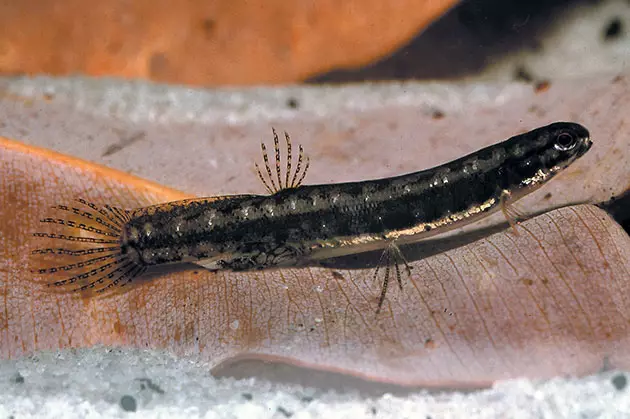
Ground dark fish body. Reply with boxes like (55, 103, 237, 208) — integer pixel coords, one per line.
(33, 122, 592, 299)
(124, 122, 592, 270)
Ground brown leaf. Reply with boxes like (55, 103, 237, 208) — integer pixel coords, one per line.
(1, 72, 629, 388)
(1, 132, 629, 388)
(0, 0, 458, 85)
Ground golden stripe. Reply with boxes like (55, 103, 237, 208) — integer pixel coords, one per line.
(384, 197, 497, 240)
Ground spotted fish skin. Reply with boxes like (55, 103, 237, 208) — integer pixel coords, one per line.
(32, 122, 591, 297)
(122, 122, 592, 270)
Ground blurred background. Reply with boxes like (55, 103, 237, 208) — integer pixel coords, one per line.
(0, 0, 628, 87)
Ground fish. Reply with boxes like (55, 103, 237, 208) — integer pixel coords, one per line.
(31, 122, 592, 312)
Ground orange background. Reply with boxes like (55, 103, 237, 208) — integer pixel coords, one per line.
(0, 0, 458, 86)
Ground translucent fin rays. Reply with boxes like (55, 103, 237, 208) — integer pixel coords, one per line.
(31, 198, 145, 296)
(373, 241, 412, 314)
(255, 128, 310, 194)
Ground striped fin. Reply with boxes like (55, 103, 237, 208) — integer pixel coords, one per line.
(30, 198, 146, 296)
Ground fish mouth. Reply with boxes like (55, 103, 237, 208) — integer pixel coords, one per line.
(578, 136, 593, 157)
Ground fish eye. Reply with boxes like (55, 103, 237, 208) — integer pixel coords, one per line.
(554, 131, 577, 151)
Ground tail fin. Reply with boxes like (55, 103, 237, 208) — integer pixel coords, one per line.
(30, 198, 146, 297)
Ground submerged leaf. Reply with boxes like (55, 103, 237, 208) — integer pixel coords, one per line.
(1, 134, 629, 388)
(1, 72, 629, 388)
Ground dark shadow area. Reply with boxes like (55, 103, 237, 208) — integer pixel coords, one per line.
(315, 202, 596, 271)
(599, 188, 630, 236)
(131, 262, 206, 287)
(309, 0, 598, 84)
(316, 221, 509, 271)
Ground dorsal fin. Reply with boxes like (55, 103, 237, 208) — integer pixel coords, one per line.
(255, 128, 310, 194)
